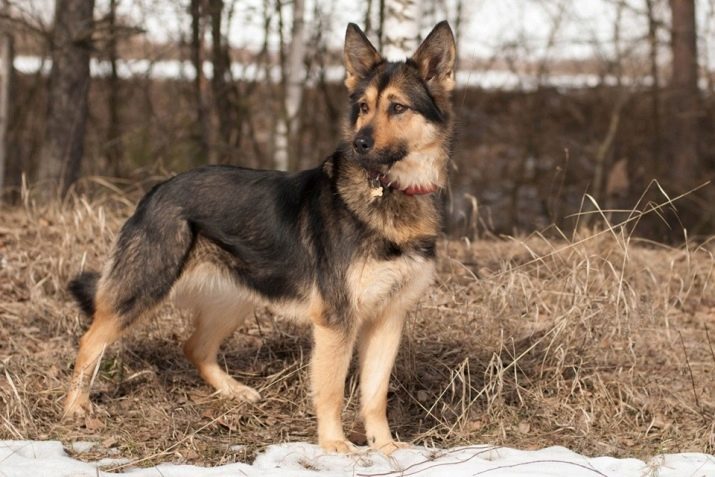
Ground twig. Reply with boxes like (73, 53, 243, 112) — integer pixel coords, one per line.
(705, 324, 715, 365)
(358, 445, 499, 477)
(677, 329, 702, 414)
(472, 458, 609, 476)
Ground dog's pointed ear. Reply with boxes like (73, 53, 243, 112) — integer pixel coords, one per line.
(411, 21, 456, 92)
(344, 23, 382, 92)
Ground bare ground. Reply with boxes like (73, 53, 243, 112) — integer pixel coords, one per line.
(1, 189, 714, 469)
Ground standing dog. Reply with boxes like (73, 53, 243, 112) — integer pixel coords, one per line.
(65, 21, 456, 455)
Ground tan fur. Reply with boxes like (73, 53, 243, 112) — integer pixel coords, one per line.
(349, 84, 449, 194)
(63, 297, 123, 418)
(377, 86, 447, 190)
(179, 238, 324, 324)
(174, 264, 260, 401)
(172, 256, 330, 402)
(357, 261, 434, 451)
(389, 145, 446, 190)
(347, 254, 432, 316)
(354, 86, 379, 131)
(344, 74, 360, 93)
(311, 323, 358, 453)
(173, 256, 435, 453)
(308, 256, 435, 454)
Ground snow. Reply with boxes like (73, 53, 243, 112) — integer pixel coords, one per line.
(1, 440, 714, 477)
(13, 56, 670, 92)
(69, 441, 96, 453)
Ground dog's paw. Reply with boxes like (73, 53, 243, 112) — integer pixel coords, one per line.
(371, 440, 411, 456)
(62, 392, 91, 421)
(319, 439, 357, 454)
(220, 382, 261, 403)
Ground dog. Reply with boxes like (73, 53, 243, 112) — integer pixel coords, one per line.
(64, 21, 456, 455)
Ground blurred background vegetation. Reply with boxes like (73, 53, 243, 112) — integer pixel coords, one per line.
(0, 0, 713, 240)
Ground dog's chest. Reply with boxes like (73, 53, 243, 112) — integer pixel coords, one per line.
(346, 253, 434, 316)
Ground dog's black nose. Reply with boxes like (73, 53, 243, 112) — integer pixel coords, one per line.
(353, 135, 374, 154)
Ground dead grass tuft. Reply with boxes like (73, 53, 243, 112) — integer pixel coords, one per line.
(0, 183, 714, 467)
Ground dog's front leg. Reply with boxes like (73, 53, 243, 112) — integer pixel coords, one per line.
(311, 322, 357, 453)
(358, 309, 409, 455)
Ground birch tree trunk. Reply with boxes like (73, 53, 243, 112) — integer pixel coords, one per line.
(382, 0, 421, 60)
(0, 27, 12, 199)
(37, 0, 95, 198)
(669, 0, 700, 187)
(274, 0, 305, 171)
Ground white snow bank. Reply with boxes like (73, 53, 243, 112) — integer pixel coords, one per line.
(1, 440, 714, 477)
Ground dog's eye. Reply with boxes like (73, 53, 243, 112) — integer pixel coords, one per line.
(391, 103, 408, 115)
(359, 102, 369, 114)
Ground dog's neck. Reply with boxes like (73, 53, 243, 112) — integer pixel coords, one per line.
(366, 170, 438, 196)
(327, 150, 442, 246)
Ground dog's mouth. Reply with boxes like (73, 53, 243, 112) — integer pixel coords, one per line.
(367, 170, 438, 196)
(353, 144, 408, 169)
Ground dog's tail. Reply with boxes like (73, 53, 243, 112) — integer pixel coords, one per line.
(68, 271, 101, 316)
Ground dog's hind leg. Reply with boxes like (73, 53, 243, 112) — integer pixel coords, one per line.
(179, 273, 260, 402)
(63, 297, 124, 418)
(65, 211, 196, 418)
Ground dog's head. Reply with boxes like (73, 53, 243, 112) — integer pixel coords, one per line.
(343, 21, 456, 196)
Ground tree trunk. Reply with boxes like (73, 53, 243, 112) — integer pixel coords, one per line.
(364, 0, 374, 37)
(209, 0, 241, 163)
(106, 0, 122, 176)
(0, 28, 12, 200)
(454, 0, 463, 72)
(645, 0, 663, 169)
(190, 0, 209, 161)
(378, 0, 385, 51)
(668, 0, 700, 187)
(382, 0, 421, 60)
(37, 0, 95, 198)
(274, 0, 305, 171)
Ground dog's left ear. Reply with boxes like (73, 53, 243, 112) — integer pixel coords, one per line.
(411, 21, 456, 92)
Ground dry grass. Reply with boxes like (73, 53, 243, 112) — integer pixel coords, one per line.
(1, 184, 714, 468)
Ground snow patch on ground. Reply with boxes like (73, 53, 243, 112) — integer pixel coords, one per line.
(69, 441, 96, 454)
(1, 440, 714, 477)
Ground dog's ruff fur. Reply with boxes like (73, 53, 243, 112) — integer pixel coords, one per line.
(64, 21, 457, 456)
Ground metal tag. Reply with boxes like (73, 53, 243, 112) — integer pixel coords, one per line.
(369, 175, 383, 197)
